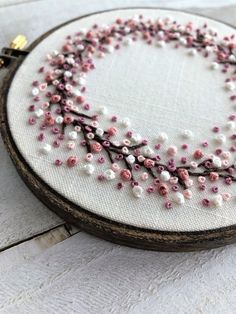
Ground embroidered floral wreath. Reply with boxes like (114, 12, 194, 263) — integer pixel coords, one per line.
(27, 15, 236, 209)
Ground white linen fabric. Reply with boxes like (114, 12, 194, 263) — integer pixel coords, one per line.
(7, 8, 236, 231)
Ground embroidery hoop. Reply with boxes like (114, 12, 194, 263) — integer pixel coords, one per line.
(1, 7, 236, 251)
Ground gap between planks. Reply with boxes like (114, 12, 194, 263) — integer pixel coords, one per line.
(0, 223, 80, 273)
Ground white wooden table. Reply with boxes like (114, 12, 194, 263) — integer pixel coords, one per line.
(1, 1, 236, 313)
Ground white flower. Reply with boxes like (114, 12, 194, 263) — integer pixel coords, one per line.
(132, 185, 144, 198)
(78, 28, 87, 35)
(95, 128, 104, 137)
(104, 169, 116, 180)
(229, 54, 236, 62)
(41, 143, 51, 155)
(52, 50, 59, 56)
(120, 117, 131, 127)
(131, 133, 142, 143)
(172, 192, 185, 205)
(32, 88, 39, 96)
(137, 155, 145, 162)
(187, 48, 197, 56)
(113, 141, 120, 147)
(174, 32, 181, 39)
(34, 108, 44, 118)
(123, 38, 133, 46)
(205, 45, 214, 53)
(215, 134, 226, 144)
(52, 80, 59, 86)
(78, 77, 86, 86)
(126, 155, 135, 164)
(210, 62, 219, 70)
(98, 106, 108, 115)
(182, 129, 194, 139)
(156, 40, 166, 48)
(211, 194, 223, 207)
(225, 121, 235, 130)
(68, 131, 78, 140)
(87, 132, 94, 140)
(122, 147, 129, 154)
(179, 37, 187, 46)
(157, 132, 168, 143)
(209, 27, 217, 35)
(190, 161, 198, 169)
(143, 146, 155, 158)
(160, 171, 170, 182)
(56, 116, 64, 124)
(106, 45, 114, 53)
(77, 44, 84, 51)
(74, 90, 81, 97)
(64, 71, 73, 78)
(124, 26, 131, 34)
(157, 30, 164, 39)
(83, 164, 95, 175)
(225, 81, 235, 91)
(66, 57, 75, 65)
(212, 156, 222, 168)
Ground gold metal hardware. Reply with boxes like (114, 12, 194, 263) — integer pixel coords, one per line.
(0, 35, 28, 69)
(10, 35, 28, 50)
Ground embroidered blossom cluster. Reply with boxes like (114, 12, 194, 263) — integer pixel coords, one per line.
(27, 15, 236, 208)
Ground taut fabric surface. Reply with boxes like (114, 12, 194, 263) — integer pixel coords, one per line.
(7, 8, 236, 231)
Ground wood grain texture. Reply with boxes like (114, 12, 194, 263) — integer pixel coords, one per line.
(0, 225, 72, 273)
(0, 232, 236, 314)
(0, 137, 63, 251)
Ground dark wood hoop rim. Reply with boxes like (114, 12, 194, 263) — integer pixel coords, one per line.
(1, 7, 236, 251)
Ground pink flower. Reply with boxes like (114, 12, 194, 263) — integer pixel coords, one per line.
(167, 146, 178, 157)
(141, 172, 149, 181)
(67, 156, 79, 167)
(76, 95, 85, 104)
(169, 177, 178, 185)
(209, 172, 219, 181)
(63, 44, 73, 52)
(178, 168, 189, 181)
(63, 115, 74, 125)
(157, 183, 169, 196)
(197, 176, 206, 184)
(45, 72, 55, 82)
(39, 83, 47, 91)
(144, 158, 155, 168)
(222, 160, 229, 167)
(120, 169, 132, 181)
(222, 193, 231, 201)
(193, 149, 204, 159)
(41, 102, 50, 109)
(85, 153, 93, 162)
(108, 126, 118, 136)
(51, 94, 61, 103)
(44, 116, 55, 126)
(111, 163, 120, 172)
(183, 189, 192, 199)
(185, 179, 193, 188)
(67, 141, 76, 150)
(91, 142, 102, 153)
(221, 151, 231, 160)
(28, 116, 36, 125)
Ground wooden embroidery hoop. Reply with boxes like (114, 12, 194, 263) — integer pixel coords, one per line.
(1, 7, 236, 252)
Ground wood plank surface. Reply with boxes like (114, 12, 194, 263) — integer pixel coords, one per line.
(0, 232, 236, 314)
